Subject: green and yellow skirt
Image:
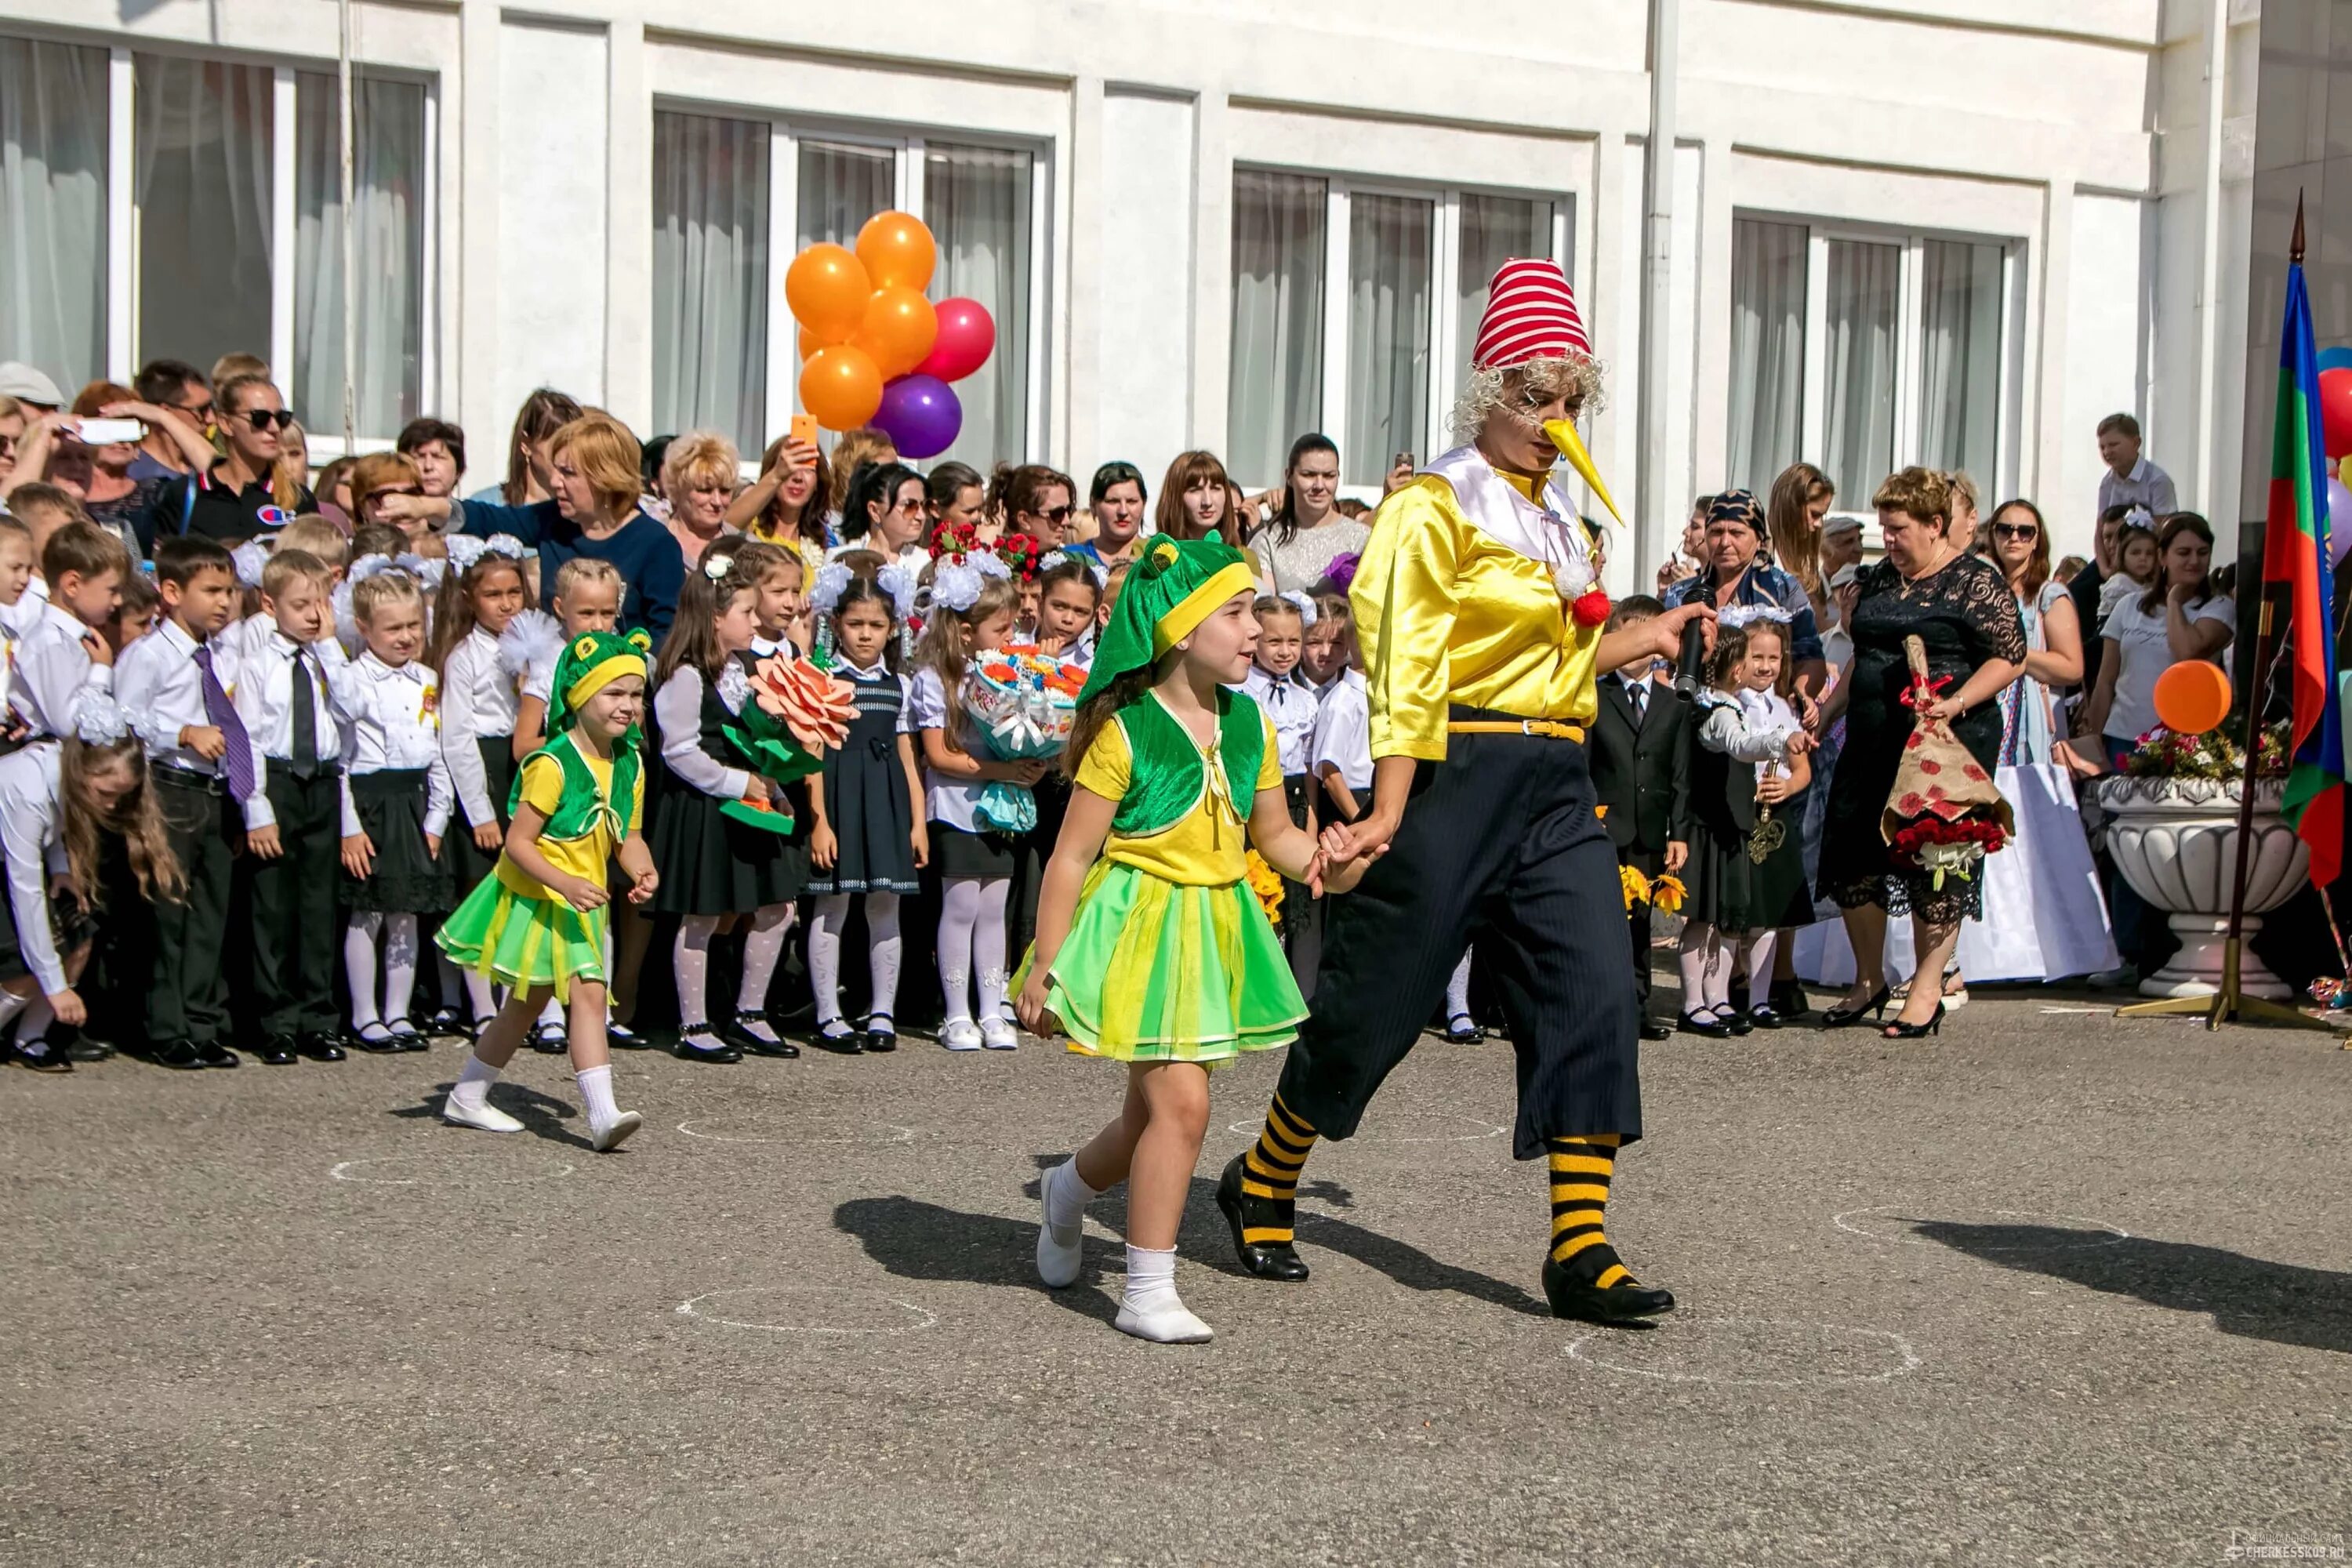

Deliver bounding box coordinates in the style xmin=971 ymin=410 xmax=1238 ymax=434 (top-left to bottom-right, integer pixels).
xmin=434 ymin=873 xmax=608 ymax=1004
xmin=1014 ymin=860 xmax=1306 ymax=1063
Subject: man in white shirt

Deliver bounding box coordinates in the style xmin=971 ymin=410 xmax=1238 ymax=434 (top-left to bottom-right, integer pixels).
xmin=2096 ymin=412 xmax=2178 ymax=519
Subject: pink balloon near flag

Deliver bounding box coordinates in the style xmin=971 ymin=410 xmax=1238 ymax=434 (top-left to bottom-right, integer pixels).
xmin=2321 ymin=366 xmax=2352 ymax=459
xmin=914 ymin=298 xmax=996 ymax=383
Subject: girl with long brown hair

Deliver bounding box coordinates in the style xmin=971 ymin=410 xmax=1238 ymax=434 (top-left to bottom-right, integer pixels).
xmin=1764 ymin=461 xmax=1835 ymax=604
xmin=1154 ymin=451 xmax=1240 ymax=546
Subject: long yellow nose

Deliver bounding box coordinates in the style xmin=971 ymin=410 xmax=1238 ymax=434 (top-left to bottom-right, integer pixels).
xmin=1543 ymin=419 xmax=1624 ymax=528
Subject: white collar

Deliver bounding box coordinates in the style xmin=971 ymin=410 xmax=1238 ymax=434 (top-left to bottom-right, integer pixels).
xmin=359 ymin=649 xmax=427 ymax=684
xmin=156 ymin=618 xmax=201 ymax=657
xmin=1421 ymin=445 xmax=1595 ymax=573
xmin=837 ymin=656 xmax=890 ymax=679
xmin=2128 ymin=456 xmax=2153 ymax=484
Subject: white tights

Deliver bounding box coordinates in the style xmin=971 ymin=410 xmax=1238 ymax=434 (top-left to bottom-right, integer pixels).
xmin=809 ymin=892 xmax=906 ymax=1025
xmin=937 ymin=876 xmax=1009 ymax=1025
xmin=1677 ymin=922 xmax=1779 ymax=1015
xmin=676 ymin=906 xmax=797 ymax=1038
xmin=345 ymin=912 xmax=419 ymax=1029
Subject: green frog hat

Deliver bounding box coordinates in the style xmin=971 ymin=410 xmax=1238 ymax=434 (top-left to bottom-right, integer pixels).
xmin=1079 ymin=535 xmax=1260 ymax=704
xmin=547 ymin=627 xmax=654 ymax=742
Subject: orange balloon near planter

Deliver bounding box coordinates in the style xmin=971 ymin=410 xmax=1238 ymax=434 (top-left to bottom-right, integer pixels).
xmin=855 ymin=210 xmax=936 ymax=292
xmin=786 ymin=243 xmax=869 ymax=346
xmin=854 ymin=285 xmax=940 ymax=379
xmin=2153 ymin=660 xmax=2231 ymax=736
xmin=800 ymin=345 xmax=884 ymax=431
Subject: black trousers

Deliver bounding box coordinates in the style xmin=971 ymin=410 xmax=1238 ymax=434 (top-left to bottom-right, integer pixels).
xmin=1617 ymin=844 xmax=1662 ymax=1014
xmin=1276 ymin=711 xmax=1642 ymax=1160
xmin=246 ymin=769 xmax=341 ymax=1036
xmin=149 ymin=769 xmax=237 ymax=1045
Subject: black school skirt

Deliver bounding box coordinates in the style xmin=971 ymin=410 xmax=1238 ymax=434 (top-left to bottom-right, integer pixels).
xmin=343 ymin=769 xmax=455 ymax=914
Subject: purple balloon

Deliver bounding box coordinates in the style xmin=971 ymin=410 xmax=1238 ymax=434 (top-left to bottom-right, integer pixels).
xmin=873 ymin=374 xmax=962 ymax=460
xmin=2332 ymin=476 xmax=2352 ymax=567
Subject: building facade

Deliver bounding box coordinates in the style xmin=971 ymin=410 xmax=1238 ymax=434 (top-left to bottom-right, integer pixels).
xmin=0 ymin=0 xmax=2259 ymax=577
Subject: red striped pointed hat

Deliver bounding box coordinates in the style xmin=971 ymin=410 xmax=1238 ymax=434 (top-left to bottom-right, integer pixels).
xmin=1471 ymin=257 xmax=1592 ymax=371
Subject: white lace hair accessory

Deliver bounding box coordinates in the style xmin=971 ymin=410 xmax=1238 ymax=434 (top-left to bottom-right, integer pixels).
xmin=2122 ymin=504 xmax=2158 ymax=534
xmin=1279 ymin=590 xmax=1318 ymax=629
xmin=971 ymin=551 xmax=1011 ymax=582
xmin=347 ymin=554 xmax=397 ymax=583
xmin=702 ymin=554 xmax=734 ymax=582
xmin=397 ymin=554 xmax=447 ymax=590
xmin=443 ymin=534 xmax=489 ymax=572
xmin=876 ymin=564 xmax=918 ymax=621
xmin=1038 ymin=549 xmax=1069 ymax=574
xmin=72 ymin=691 xmax=130 ymax=746
xmin=230 ymin=540 xmax=271 ymax=590
xmin=483 ymin=533 xmax=527 ymax=559
xmin=931 ymin=559 xmax=985 ymax=613
xmin=809 ymin=561 xmax=854 ymax=614
xmin=1717 ymin=603 xmax=1794 ymax=631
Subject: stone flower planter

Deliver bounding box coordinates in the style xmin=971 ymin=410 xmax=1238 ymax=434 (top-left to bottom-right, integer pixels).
xmin=2095 ymin=776 xmax=2310 ymax=999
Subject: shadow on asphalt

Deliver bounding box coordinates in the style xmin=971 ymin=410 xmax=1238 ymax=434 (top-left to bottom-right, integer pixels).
xmin=393 ymin=1082 xmax=593 ymax=1150
xmin=1913 ymin=1221 xmax=2352 ymax=1356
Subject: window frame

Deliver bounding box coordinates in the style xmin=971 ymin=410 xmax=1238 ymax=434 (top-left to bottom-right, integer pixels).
xmin=1737 ymin=209 xmax=2023 ymax=513
xmin=652 ymin=101 xmax=1052 ymax=469
xmin=1232 ymin=164 xmax=1571 ymax=495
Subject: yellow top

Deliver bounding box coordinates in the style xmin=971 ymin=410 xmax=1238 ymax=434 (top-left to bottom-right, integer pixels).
xmin=1073 ymin=700 xmax=1283 ymax=887
xmin=495 ymin=749 xmax=643 ymax=897
xmin=1352 ymin=470 xmax=1602 ymax=760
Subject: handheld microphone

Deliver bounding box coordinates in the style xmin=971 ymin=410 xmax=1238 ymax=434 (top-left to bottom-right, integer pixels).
xmin=1671 ymin=619 xmax=1707 ymax=699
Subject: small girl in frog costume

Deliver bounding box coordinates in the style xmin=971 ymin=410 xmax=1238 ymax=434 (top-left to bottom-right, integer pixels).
xmin=1014 ymin=537 xmax=1375 ymax=1343
xmin=437 ymin=628 xmax=662 ymax=1152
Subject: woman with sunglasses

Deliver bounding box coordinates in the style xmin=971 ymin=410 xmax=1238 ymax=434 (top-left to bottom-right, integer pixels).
xmin=183 ymin=375 xmax=315 ymax=545
xmin=836 ymin=462 xmax=932 ymax=572
xmin=986 ymin=464 xmax=1077 ymax=550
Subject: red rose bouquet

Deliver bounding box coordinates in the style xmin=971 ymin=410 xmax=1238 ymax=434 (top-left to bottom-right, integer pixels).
xmin=1879 ymin=634 xmax=2013 ymax=889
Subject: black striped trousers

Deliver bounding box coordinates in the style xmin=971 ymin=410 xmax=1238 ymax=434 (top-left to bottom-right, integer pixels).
xmin=1275 ymin=706 xmax=1642 ymax=1160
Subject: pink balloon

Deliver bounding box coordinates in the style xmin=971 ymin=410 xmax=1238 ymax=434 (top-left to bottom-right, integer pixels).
xmin=914 ymin=297 xmax=995 ymax=383
xmin=2330 ymin=475 xmax=2352 ymax=566
xmin=2323 ymin=368 xmax=2352 ymax=460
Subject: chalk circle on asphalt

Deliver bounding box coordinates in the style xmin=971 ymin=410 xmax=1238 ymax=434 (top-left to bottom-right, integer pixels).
xmin=1225 ymin=1110 xmax=1505 ymax=1145
xmin=1831 ymin=1206 xmax=2130 ymax=1250
xmin=675 ymin=1117 xmax=918 ymax=1146
xmin=677 ymin=1287 xmax=938 ymax=1337
xmin=330 ymin=1151 xmax=575 ymax=1185
xmin=1565 ymin=1316 xmax=1922 ymax=1389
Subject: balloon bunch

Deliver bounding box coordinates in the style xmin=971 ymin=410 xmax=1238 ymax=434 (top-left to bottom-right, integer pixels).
xmin=2318 ymin=347 xmax=2352 ymax=566
xmin=786 ymin=210 xmax=996 ymax=459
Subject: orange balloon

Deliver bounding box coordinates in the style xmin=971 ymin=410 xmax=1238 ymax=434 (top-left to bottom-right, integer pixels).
xmin=786 ymin=244 xmax=869 ymax=344
xmin=855 ymin=210 xmax=937 ymax=293
xmin=852 ymin=285 xmax=940 ymax=380
xmin=797 ymin=325 xmax=824 ymax=361
xmin=2153 ymin=660 xmax=2232 ymax=736
xmin=800 ymin=344 xmax=884 ymax=431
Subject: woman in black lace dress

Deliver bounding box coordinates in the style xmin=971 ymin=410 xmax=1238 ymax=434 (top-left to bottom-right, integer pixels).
xmin=1817 ymin=468 xmax=2025 ymax=1038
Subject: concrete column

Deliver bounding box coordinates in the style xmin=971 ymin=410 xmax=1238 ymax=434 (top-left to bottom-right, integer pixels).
xmin=456 ymin=0 xmax=502 ymax=442
xmin=1191 ymin=89 xmax=1231 ymax=456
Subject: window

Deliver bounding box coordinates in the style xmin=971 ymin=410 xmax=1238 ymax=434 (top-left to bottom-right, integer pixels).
xmin=651 ymin=114 xmax=1047 ymax=467
xmin=134 ymin=56 xmax=275 ymax=383
xmin=1228 ymin=169 xmax=1566 ymax=488
xmin=295 ymin=71 xmax=427 ymax=438
xmin=1728 ymin=216 xmax=2015 ymax=508
xmin=0 ymin=38 xmax=110 ymax=390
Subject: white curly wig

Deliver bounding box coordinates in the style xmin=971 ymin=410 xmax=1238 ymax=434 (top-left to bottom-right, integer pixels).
xmin=1447 ymin=353 xmax=1607 ymax=447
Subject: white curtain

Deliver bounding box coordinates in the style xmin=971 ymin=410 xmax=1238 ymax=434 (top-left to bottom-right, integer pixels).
xmin=796 ymin=141 xmax=891 ymax=250
xmin=1228 ymin=169 xmax=1327 ymax=485
xmin=925 ymin=143 xmax=1032 ymax=467
xmin=1823 ymin=238 xmax=1899 ymax=510
xmin=293 ymin=72 xmax=424 ymax=439
xmin=1345 ymin=192 xmax=1432 ymax=485
xmin=1456 ymin=193 xmax=1552 ymax=391
xmin=652 ymin=111 xmax=769 ymax=452
xmin=135 ymin=55 xmax=274 ymax=381
xmin=1918 ymin=238 xmax=2002 ymax=490
xmin=0 ymin=39 xmax=108 ymax=392
xmin=1727 ymin=218 xmax=1808 ymax=499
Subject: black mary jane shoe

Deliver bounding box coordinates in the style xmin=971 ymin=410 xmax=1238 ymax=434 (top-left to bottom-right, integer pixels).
xmin=1769 ymin=978 xmax=1811 ymax=1022
xmin=152 ymin=1039 xmax=209 ymax=1071
xmin=1820 ymin=985 xmax=1893 ymax=1029
xmin=528 ymin=1022 xmax=570 ymax=1054
xmin=1745 ymin=1004 xmax=1783 ymax=1031
xmin=296 ymin=1032 xmax=347 ymax=1062
xmin=253 ymin=1035 xmax=299 ymax=1066
xmin=676 ymin=1030 xmax=742 ymax=1065
xmin=1724 ymin=1007 xmax=1753 ymax=1037
xmin=813 ymin=1018 xmax=865 ymax=1054
xmin=1443 ymin=1014 xmax=1484 ymax=1044
xmin=1639 ymin=1018 xmax=1674 ymax=1041
xmin=1541 ymin=1254 xmax=1676 ymax=1323
xmin=13 ymin=1038 xmax=71 ymax=1073
xmin=1675 ymin=1009 xmax=1733 ymax=1039
xmin=347 ymin=1022 xmax=404 ymax=1054
xmin=423 ymin=1007 xmax=474 ymax=1041
xmin=724 ymin=1011 xmax=800 ymax=1058
xmin=863 ymin=1014 xmax=898 ymax=1054
xmin=604 ymin=1018 xmax=652 ymax=1051
xmin=1214 ymin=1153 xmax=1311 ymax=1281
xmin=1881 ymin=1001 xmax=1946 ymax=1040
xmin=388 ymin=1022 xmax=430 ymax=1054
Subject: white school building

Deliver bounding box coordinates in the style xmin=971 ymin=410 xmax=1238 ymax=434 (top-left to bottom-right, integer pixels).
xmin=0 ymin=0 xmax=2259 ymax=580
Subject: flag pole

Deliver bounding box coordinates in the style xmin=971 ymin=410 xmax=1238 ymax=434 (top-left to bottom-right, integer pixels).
xmin=2120 ymin=194 xmax=2335 ymax=1032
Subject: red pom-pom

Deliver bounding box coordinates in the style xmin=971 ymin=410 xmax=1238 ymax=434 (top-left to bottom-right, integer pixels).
xmin=1570 ymin=589 xmax=1613 ymax=627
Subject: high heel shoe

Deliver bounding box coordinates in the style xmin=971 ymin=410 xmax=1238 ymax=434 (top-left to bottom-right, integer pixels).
xmin=1880 ymin=1001 xmax=1945 ymax=1040
xmin=1820 ymin=985 xmax=1892 ymax=1029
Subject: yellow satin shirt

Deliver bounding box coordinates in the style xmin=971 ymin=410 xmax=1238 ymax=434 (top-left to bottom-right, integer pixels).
xmin=1352 ymin=471 xmax=1603 ymax=760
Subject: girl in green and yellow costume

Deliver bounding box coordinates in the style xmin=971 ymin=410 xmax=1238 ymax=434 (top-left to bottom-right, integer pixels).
xmin=435 ymin=629 xmax=662 ymax=1153
xmin=1014 ymin=537 xmax=1375 ymax=1343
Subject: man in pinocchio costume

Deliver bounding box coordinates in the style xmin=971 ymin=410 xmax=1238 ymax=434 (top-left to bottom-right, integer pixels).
xmin=1218 ymin=259 xmax=1714 ymax=1323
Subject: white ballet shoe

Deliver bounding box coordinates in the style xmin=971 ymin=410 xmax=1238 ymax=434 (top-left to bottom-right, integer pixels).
xmin=978 ymin=1018 xmax=1019 ymax=1051
xmin=1113 ymin=1298 xmax=1214 ymax=1344
xmin=1036 ymin=1168 xmax=1084 ymax=1289
xmin=443 ymin=1095 xmax=524 ymax=1134
xmin=590 ymin=1110 xmax=643 ymax=1152
xmin=938 ymin=1019 xmax=983 ymax=1052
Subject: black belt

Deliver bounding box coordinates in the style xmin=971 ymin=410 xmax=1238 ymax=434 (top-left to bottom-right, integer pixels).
xmin=153 ymin=763 xmax=225 ymax=794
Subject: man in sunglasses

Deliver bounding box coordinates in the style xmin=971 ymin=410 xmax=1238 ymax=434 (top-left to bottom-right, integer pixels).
xmin=184 ymin=373 xmax=314 ymax=545
xmin=126 ymin=359 xmax=216 ymax=483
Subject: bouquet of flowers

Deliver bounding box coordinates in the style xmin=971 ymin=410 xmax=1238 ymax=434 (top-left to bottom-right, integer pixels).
xmin=1880 ymin=634 xmax=2013 ymax=889
xmin=1246 ymin=851 xmax=1286 ymax=929
xmin=1618 ymin=866 xmax=1686 ymax=913
xmin=716 ymin=652 xmax=858 ymax=834
xmin=961 ymin=644 xmax=1089 ymax=833
xmin=2122 ymin=720 xmax=2289 ymax=780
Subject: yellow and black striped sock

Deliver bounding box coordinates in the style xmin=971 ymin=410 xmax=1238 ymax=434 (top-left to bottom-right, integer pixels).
xmin=1240 ymin=1094 xmax=1318 ymax=1242
xmin=1548 ymin=1134 xmax=1637 ymax=1289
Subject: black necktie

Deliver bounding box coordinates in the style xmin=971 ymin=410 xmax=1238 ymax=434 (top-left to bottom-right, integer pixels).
xmin=1627 ymin=679 xmax=1647 ymax=726
xmin=289 ymin=651 xmax=319 ymax=779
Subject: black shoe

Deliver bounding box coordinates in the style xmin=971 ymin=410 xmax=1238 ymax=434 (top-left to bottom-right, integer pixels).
xmin=1639 ymin=1018 xmax=1674 ymax=1040
xmin=676 ymin=1030 xmax=742 ymax=1065
xmin=1725 ymin=1007 xmax=1753 ymax=1036
xmin=529 ymin=1022 xmax=569 ymax=1054
xmin=153 ymin=1039 xmax=208 ymax=1071
xmin=254 ymin=1035 xmax=299 ymax=1065
xmin=724 ymin=1011 xmax=800 ymax=1058
xmin=1675 ymin=1010 xmax=1732 ymax=1038
xmin=12 ymin=1038 xmax=71 ymax=1073
xmin=347 ymin=1022 xmax=404 ymax=1054
xmin=197 ymin=1040 xmax=239 ymax=1069
xmin=296 ymin=1032 xmax=347 ymax=1062
xmin=1443 ymin=1014 xmax=1483 ymax=1044
xmin=606 ymin=1019 xmax=652 ymax=1051
xmin=864 ymin=1014 xmax=898 ymax=1053
xmin=1541 ymin=1254 xmax=1675 ymax=1323
xmin=1214 ymin=1153 xmax=1311 ymax=1281
xmin=1881 ymin=1000 xmax=1947 ymax=1040
xmin=813 ymin=1018 xmax=864 ymax=1054
xmin=1746 ymin=1004 xmax=1783 ymax=1030
xmin=1820 ymin=985 xmax=1893 ymax=1029
xmin=423 ymin=1007 xmax=473 ymax=1040
xmin=1769 ymin=978 xmax=1810 ymax=1020
xmin=388 ymin=1022 xmax=430 ymax=1053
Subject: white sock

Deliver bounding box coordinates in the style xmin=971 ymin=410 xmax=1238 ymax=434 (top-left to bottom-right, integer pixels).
xmin=1121 ymin=1244 xmax=1182 ymax=1316
xmin=866 ymin=892 xmax=903 ymax=1018
xmin=17 ymin=993 xmax=54 ymax=1045
xmin=1445 ymin=948 xmax=1474 ymax=1020
xmin=383 ymin=914 xmax=419 ymax=1023
xmin=1044 ymin=1157 xmax=1104 ymax=1235
xmin=675 ymin=915 xmax=718 ymax=1030
xmin=938 ymin=878 xmax=980 ymax=1024
xmin=463 ymin=969 xmax=497 ymax=1025
xmin=451 ymin=1054 xmax=501 ymax=1112
xmin=343 ymin=913 xmax=383 ymax=1027
xmin=809 ymin=894 xmax=850 ymax=1025
xmin=575 ymin=1063 xmax=619 ymax=1134
xmin=0 ymin=988 xmax=31 ymax=1033
xmin=1677 ymin=921 xmax=1713 ymax=1016
xmin=1744 ymin=930 xmax=1780 ymax=1010
xmin=538 ymin=996 xmax=563 ymax=1031
xmin=1704 ymin=931 xmax=1738 ymax=1011
xmin=735 ymin=904 xmax=793 ymax=1040
xmin=973 ymin=877 xmax=1011 ymax=1020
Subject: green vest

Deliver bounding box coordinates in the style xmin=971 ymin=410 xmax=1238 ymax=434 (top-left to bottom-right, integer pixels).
xmin=508 ymin=730 xmax=642 ymax=846
xmin=1106 ymin=690 xmax=1267 ymax=838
